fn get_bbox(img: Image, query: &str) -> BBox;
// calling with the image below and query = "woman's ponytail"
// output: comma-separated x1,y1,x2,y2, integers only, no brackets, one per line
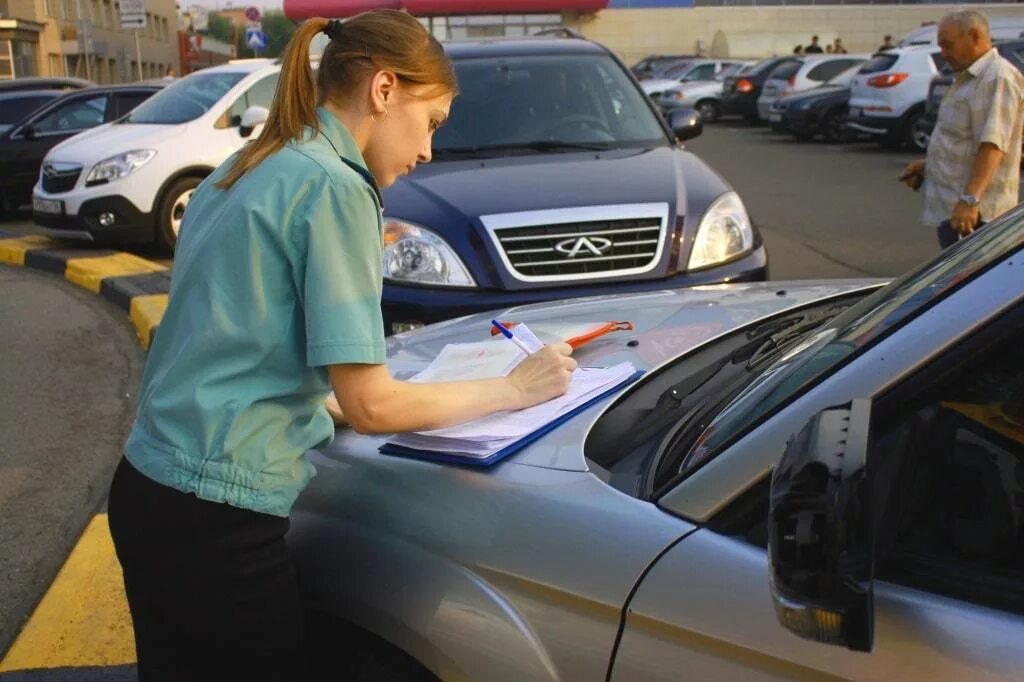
217,17,329,190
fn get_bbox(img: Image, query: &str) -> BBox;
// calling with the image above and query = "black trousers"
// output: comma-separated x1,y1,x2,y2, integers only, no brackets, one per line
937,218,987,249
108,457,303,681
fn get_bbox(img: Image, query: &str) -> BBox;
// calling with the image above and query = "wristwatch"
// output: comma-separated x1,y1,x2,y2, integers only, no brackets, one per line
959,193,981,207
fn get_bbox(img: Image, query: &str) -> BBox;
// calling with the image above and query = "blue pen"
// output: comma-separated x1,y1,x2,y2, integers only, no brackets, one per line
491,320,534,356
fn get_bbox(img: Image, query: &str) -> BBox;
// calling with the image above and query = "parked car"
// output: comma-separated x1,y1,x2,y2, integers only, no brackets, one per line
32,59,279,250
0,89,63,136
919,38,1024,152
630,53,698,80
898,18,1024,48
766,63,865,142
0,77,94,93
757,54,867,124
0,83,162,217
651,62,751,121
721,56,801,123
640,60,745,100
292,198,1024,682
846,45,945,152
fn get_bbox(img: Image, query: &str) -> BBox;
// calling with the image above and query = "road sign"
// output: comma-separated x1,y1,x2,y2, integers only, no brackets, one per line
119,0,146,30
245,28,267,51
245,6,261,22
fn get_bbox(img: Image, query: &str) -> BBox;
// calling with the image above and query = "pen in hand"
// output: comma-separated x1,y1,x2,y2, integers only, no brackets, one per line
492,320,534,355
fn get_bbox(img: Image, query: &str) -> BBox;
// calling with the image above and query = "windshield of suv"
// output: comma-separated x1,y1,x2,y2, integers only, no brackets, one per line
677,208,1024,475
126,71,247,124
432,54,667,157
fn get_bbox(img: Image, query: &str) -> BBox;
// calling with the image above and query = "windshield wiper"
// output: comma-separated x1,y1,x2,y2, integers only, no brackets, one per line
744,305,847,369
434,140,612,158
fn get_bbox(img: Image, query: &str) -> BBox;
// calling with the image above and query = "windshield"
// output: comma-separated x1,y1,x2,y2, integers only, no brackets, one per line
678,207,1024,474
126,71,247,124
433,54,667,156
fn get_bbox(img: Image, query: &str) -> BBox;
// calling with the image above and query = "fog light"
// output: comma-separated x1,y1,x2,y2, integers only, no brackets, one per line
98,212,116,227
391,321,424,334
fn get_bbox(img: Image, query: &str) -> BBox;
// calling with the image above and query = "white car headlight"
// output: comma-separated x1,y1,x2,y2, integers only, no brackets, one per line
85,149,156,185
688,192,754,271
383,219,476,287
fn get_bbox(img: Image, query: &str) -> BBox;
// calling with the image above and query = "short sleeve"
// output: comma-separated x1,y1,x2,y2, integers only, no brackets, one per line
296,176,386,367
977,68,1024,153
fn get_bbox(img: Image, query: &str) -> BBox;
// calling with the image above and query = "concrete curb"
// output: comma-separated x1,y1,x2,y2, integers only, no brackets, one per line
0,232,169,349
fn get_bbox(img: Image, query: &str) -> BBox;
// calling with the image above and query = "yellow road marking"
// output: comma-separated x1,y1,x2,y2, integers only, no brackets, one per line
65,253,167,293
0,514,135,672
129,294,168,349
0,236,55,266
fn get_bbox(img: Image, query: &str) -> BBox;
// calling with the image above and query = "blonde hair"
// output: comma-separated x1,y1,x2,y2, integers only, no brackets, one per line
218,10,456,189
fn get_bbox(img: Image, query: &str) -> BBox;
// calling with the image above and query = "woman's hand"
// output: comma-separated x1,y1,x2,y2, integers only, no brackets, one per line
507,343,577,409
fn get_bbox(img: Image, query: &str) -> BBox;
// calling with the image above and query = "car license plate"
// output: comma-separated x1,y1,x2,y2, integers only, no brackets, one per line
769,113,782,122
32,196,63,214
849,107,861,118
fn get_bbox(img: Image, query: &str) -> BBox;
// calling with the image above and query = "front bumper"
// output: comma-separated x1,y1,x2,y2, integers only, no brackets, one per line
33,193,156,244
382,245,769,333
721,92,758,119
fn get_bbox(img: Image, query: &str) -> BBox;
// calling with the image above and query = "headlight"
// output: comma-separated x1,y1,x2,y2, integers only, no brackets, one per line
382,219,476,287
688,192,754,270
85,149,156,185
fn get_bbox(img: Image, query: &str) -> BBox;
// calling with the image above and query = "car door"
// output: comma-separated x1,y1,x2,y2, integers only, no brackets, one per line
609,303,1024,681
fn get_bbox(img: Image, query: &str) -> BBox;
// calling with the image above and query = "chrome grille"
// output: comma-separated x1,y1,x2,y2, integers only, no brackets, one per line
41,163,82,194
483,204,668,283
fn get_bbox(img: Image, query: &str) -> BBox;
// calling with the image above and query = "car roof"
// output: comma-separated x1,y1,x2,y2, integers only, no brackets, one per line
0,88,64,100
443,37,608,59
0,76,95,92
194,58,279,75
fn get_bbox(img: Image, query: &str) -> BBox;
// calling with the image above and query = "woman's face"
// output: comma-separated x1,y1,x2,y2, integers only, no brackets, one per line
363,82,452,189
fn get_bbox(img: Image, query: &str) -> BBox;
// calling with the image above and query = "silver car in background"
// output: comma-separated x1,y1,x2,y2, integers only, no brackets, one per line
291,207,1024,681
652,62,752,121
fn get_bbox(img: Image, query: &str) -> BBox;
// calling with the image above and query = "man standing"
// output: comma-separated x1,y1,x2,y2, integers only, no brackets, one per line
900,11,1024,248
878,35,895,52
805,36,824,54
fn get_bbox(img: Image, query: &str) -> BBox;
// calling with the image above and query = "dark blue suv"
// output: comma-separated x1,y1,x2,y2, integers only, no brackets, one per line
381,36,768,333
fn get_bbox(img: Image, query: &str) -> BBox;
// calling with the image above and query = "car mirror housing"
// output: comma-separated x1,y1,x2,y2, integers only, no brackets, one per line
666,108,703,142
239,105,269,139
768,399,874,653
23,124,37,139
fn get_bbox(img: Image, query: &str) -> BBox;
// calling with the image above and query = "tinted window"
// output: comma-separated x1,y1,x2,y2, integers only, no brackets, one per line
0,94,54,125
433,54,666,153
875,315,1024,614
32,94,108,133
111,91,154,118
127,71,247,124
750,57,795,76
930,53,948,71
859,54,899,74
768,61,801,81
807,59,859,82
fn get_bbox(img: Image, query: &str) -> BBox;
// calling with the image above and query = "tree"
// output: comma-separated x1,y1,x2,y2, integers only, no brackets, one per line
204,12,235,46
261,11,297,59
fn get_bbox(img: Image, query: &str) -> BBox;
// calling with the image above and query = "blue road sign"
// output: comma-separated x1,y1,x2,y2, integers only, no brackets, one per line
245,28,267,51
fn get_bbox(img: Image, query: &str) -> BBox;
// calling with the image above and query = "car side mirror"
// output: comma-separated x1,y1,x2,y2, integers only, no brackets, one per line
667,107,703,142
23,124,37,140
239,105,269,139
768,399,874,653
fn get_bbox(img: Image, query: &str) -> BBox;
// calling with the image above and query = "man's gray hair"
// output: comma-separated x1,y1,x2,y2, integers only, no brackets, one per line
941,10,991,38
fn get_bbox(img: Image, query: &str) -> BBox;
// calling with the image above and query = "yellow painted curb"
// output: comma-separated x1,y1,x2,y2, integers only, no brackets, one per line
129,294,169,349
65,253,168,293
0,514,136,672
0,235,54,266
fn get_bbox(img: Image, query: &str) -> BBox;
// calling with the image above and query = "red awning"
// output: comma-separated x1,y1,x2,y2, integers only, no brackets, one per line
284,0,605,18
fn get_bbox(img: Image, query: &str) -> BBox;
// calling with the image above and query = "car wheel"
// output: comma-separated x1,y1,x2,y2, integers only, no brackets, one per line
906,111,930,153
156,176,201,253
696,100,720,123
822,109,848,143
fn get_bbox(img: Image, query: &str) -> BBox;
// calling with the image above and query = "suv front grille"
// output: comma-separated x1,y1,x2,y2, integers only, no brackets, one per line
41,163,83,194
483,204,669,283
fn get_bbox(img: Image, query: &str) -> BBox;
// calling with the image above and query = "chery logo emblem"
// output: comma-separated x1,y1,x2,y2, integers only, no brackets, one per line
554,236,612,258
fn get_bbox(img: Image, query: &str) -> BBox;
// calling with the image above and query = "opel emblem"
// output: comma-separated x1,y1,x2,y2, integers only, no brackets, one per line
554,236,612,258
43,164,58,178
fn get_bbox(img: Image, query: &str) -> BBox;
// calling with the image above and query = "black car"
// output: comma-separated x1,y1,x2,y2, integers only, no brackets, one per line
721,56,801,123
767,67,863,143
0,83,162,215
0,77,94,93
0,90,63,137
918,39,1024,150
631,54,698,80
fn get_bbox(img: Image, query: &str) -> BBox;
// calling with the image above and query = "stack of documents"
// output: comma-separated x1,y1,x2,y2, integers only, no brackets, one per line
380,324,639,465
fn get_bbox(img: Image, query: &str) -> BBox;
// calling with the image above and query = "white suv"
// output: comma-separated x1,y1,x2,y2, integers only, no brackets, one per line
846,46,945,153
32,59,278,251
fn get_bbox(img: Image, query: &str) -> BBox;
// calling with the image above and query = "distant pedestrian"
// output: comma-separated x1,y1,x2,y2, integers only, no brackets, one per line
793,44,804,55
879,34,896,52
833,38,848,54
826,44,835,54
162,66,176,80
899,10,1024,248
805,35,824,54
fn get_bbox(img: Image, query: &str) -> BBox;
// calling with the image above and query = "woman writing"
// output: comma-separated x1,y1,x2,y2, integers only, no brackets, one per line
107,11,575,680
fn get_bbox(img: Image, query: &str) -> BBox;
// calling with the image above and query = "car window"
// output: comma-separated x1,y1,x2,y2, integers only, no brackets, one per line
223,73,280,127
684,63,717,81
127,71,247,124
768,61,801,81
826,63,863,86
807,59,859,82
930,53,948,71
716,63,745,80
111,91,154,119
859,53,899,74
874,311,1024,615
32,94,108,133
749,58,788,76
433,54,667,154
0,94,54,126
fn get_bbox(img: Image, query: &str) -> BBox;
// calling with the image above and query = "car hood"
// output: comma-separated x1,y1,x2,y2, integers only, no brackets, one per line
315,280,882,473
641,78,679,93
44,122,187,164
777,85,850,105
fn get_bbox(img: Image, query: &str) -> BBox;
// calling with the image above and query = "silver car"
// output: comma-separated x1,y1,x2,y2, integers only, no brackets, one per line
291,208,1024,680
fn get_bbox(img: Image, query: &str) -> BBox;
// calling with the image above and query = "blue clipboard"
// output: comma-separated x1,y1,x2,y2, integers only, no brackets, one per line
379,369,644,468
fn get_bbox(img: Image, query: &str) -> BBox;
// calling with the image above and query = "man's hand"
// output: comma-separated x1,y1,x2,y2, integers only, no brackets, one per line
899,159,926,191
951,200,982,236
